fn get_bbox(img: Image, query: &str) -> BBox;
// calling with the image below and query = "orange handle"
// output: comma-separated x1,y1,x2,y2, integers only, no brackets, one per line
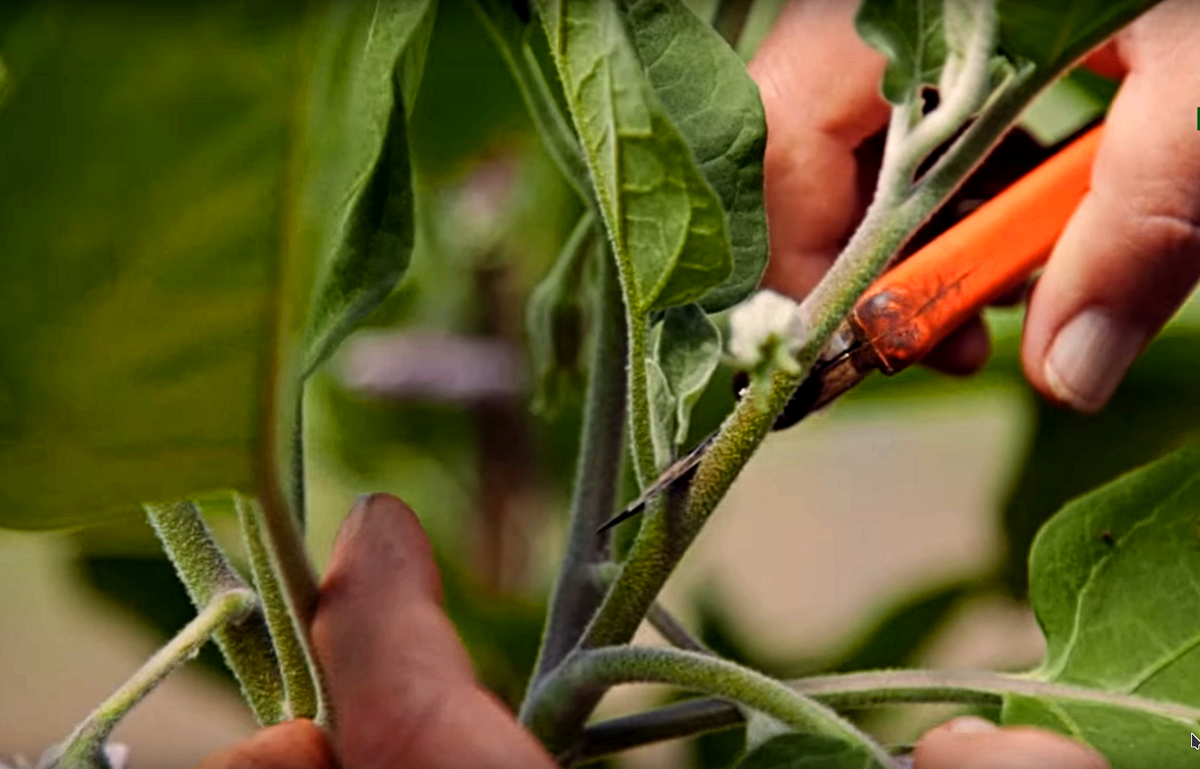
852,124,1104,374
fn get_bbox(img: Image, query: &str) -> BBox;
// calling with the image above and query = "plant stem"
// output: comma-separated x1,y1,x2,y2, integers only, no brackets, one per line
235,493,321,720
579,363,804,655
529,647,899,767
646,602,710,654
144,501,285,724
711,0,754,48
625,307,657,488
572,668,1200,762
527,245,628,690
50,589,256,769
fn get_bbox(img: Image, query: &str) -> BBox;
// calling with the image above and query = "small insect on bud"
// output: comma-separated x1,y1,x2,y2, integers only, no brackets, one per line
728,290,807,374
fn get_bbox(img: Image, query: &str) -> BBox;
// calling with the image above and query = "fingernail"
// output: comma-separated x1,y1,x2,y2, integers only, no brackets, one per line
1044,308,1143,413
947,716,999,734
333,494,375,552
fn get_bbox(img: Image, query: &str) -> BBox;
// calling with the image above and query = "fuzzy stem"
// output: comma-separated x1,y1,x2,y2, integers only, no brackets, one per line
50,590,256,769
624,308,658,488
646,602,710,654
235,493,321,720
256,458,330,725
527,245,628,691
571,667,1200,762
529,647,899,767
144,501,285,724
579,363,805,656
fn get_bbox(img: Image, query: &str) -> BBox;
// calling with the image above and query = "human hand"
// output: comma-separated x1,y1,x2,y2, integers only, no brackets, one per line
196,493,556,769
912,716,1108,769
750,0,1200,411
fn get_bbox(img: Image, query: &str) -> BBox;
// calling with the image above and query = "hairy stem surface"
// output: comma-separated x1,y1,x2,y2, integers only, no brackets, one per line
144,500,285,724
527,246,628,690
50,590,256,769
574,668,1200,761
235,493,320,719
530,647,899,767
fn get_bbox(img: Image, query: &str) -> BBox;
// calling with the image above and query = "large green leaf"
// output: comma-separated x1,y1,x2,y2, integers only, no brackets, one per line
1000,329,1200,597
996,0,1162,73
0,1,432,530
619,0,768,311
0,4,299,530
733,732,889,769
1003,442,1200,767
298,0,437,376
535,0,733,315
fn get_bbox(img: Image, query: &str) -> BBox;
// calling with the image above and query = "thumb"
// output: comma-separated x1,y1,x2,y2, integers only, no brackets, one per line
913,717,1109,769
312,493,555,769
1022,1,1200,412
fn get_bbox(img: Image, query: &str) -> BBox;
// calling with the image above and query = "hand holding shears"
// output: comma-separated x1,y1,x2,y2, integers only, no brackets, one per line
603,125,1104,532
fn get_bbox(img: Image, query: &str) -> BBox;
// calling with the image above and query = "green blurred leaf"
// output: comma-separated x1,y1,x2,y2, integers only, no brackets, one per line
1003,442,1200,768
0,3,303,529
856,0,1158,111
1000,329,1200,596
995,0,1161,73
733,733,889,769
655,304,722,447
299,0,437,375
0,1,435,530
619,0,768,311
526,212,595,416
535,0,733,315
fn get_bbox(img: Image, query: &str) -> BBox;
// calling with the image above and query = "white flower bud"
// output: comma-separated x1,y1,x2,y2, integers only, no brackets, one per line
728,290,807,371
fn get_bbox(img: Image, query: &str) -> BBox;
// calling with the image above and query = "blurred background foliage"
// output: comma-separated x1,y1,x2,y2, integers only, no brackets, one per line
2,2,1200,768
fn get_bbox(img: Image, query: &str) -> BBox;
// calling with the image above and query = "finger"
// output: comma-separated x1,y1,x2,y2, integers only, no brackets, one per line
1021,0,1200,412
921,314,991,376
312,493,555,769
749,0,891,300
194,720,334,769
913,717,1109,769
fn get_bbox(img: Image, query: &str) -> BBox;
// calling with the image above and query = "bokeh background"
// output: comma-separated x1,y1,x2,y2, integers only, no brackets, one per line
2,2,1198,767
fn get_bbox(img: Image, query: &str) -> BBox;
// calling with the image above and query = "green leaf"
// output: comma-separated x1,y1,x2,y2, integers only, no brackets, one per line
655,304,722,447
855,0,950,104
618,0,768,311
535,0,733,315
0,4,304,530
1004,442,1200,767
857,0,1159,110
734,732,889,769
298,0,437,376
470,0,592,200
646,357,678,469
1000,329,1200,597
0,1,440,530
526,212,595,416
995,0,1162,74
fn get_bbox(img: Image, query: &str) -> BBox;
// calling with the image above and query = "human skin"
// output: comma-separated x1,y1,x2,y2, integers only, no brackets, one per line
198,495,1105,769
750,0,1200,413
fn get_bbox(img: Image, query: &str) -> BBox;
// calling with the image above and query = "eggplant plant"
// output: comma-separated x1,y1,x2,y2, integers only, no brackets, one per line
1,1,1195,767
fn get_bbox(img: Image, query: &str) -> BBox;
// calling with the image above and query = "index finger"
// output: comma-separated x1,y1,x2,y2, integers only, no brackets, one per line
312,494,556,769
749,0,891,299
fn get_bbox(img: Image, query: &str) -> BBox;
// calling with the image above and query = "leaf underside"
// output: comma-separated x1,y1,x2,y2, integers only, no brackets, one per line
536,0,733,316
1008,443,1200,767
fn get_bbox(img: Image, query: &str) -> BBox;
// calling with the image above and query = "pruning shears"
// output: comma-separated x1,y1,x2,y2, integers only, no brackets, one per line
600,123,1105,533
